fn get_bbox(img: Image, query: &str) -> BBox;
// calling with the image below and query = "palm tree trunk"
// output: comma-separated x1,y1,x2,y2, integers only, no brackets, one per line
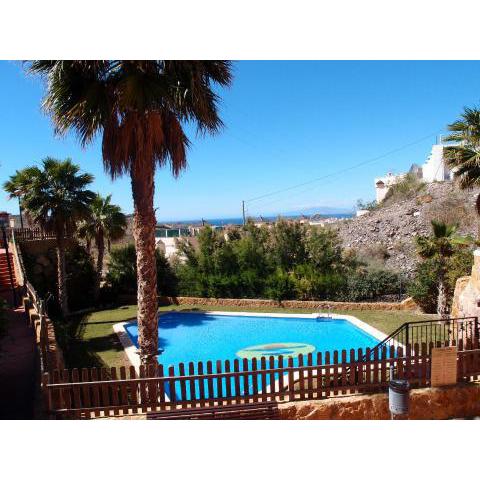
94,232,104,302
437,273,449,320
56,229,69,317
131,164,158,365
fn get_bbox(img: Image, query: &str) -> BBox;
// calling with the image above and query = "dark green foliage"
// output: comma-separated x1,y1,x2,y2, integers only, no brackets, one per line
343,269,405,302
176,222,399,302
66,246,96,311
408,249,473,313
22,243,96,313
106,244,177,296
407,259,439,313
356,199,377,211
265,269,296,302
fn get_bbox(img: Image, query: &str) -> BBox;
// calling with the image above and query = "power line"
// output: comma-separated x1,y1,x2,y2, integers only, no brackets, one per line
245,129,442,205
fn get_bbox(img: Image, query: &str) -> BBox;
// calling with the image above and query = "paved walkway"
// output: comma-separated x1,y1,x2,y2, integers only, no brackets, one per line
0,297,36,419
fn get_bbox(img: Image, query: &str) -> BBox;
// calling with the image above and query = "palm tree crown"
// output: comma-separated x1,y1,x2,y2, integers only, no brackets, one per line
78,193,127,300
3,158,95,315
444,107,480,214
78,193,127,250
28,61,232,177
416,220,458,259
4,157,94,235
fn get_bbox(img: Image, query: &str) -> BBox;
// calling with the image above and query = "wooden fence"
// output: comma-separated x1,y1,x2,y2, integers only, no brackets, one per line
10,228,64,374
42,340,480,419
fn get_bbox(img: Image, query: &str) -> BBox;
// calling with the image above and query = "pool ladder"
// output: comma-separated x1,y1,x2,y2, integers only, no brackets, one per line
318,305,333,319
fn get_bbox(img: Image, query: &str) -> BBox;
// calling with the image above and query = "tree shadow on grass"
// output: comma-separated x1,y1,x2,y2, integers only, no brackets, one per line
56,312,128,370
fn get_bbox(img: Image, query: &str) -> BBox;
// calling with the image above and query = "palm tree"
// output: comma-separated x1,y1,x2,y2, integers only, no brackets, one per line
416,220,466,319
28,61,233,364
78,193,127,301
444,106,480,219
4,158,94,316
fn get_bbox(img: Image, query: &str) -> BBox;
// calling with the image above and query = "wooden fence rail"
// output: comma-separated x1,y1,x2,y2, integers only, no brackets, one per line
42,342,480,419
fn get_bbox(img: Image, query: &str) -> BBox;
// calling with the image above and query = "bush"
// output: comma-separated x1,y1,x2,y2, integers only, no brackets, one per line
22,242,96,313
383,173,426,205
343,269,405,302
66,245,96,311
407,249,473,313
356,199,377,211
106,244,177,296
407,259,438,313
265,269,296,302
175,223,410,303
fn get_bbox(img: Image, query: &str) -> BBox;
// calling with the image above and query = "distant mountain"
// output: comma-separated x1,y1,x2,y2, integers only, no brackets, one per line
275,206,354,217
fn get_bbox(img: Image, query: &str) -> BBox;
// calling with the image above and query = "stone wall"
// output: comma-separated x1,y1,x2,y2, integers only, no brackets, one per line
451,249,480,318
278,382,480,419
23,296,64,372
158,295,417,311
20,239,76,295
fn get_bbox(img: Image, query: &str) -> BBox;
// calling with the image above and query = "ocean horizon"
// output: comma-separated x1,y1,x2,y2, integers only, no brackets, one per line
158,212,353,226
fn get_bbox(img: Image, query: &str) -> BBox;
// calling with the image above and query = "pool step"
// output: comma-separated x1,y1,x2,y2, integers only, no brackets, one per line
146,402,280,420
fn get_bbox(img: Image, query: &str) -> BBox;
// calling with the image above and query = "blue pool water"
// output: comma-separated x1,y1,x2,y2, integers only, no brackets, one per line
123,312,380,400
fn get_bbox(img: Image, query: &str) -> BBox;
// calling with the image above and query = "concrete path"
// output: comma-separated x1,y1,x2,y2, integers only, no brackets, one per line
0,299,36,419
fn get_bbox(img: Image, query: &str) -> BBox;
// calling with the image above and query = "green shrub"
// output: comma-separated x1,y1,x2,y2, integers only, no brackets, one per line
356,199,377,211
22,242,96,313
343,269,405,302
106,244,177,296
66,245,96,311
265,269,296,302
382,173,426,205
408,249,473,313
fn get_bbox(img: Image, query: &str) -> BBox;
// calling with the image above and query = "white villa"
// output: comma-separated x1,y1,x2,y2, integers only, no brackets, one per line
374,138,453,203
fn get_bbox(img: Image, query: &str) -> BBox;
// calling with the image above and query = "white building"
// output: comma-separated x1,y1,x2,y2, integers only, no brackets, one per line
374,172,405,203
373,139,453,204
422,143,453,183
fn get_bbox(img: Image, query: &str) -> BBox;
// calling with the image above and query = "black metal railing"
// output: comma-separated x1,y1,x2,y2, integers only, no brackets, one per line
367,316,480,359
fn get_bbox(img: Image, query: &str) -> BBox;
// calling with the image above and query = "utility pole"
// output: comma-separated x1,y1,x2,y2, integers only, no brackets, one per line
242,200,246,225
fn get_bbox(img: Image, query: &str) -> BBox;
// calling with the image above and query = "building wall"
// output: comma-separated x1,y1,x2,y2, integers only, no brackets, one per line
422,144,452,183
156,237,178,259
374,173,404,203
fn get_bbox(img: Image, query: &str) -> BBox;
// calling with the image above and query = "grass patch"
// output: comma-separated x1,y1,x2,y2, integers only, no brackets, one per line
59,303,433,369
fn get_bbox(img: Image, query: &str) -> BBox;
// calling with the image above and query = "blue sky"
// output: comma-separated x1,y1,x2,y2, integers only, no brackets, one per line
1,60,480,221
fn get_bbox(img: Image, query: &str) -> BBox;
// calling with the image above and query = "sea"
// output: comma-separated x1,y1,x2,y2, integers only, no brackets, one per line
160,213,353,227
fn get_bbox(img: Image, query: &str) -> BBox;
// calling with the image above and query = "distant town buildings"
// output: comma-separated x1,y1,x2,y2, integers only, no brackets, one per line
374,138,453,203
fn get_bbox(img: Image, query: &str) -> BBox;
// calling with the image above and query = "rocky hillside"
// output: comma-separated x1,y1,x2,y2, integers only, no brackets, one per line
334,182,479,276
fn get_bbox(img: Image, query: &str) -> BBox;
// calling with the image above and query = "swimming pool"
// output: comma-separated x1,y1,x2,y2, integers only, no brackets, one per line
117,311,385,400
121,311,383,366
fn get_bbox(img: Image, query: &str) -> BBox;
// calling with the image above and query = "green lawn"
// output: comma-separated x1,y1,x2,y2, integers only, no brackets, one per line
59,304,434,370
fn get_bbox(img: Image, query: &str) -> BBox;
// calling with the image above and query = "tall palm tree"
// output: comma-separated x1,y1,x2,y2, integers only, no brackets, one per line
78,193,127,301
28,61,233,364
416,220,465,319
4,158,94,316
444,106,480,219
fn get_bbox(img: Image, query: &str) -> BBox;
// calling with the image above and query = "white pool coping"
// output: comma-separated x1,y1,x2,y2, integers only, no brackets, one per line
113,310,391,373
